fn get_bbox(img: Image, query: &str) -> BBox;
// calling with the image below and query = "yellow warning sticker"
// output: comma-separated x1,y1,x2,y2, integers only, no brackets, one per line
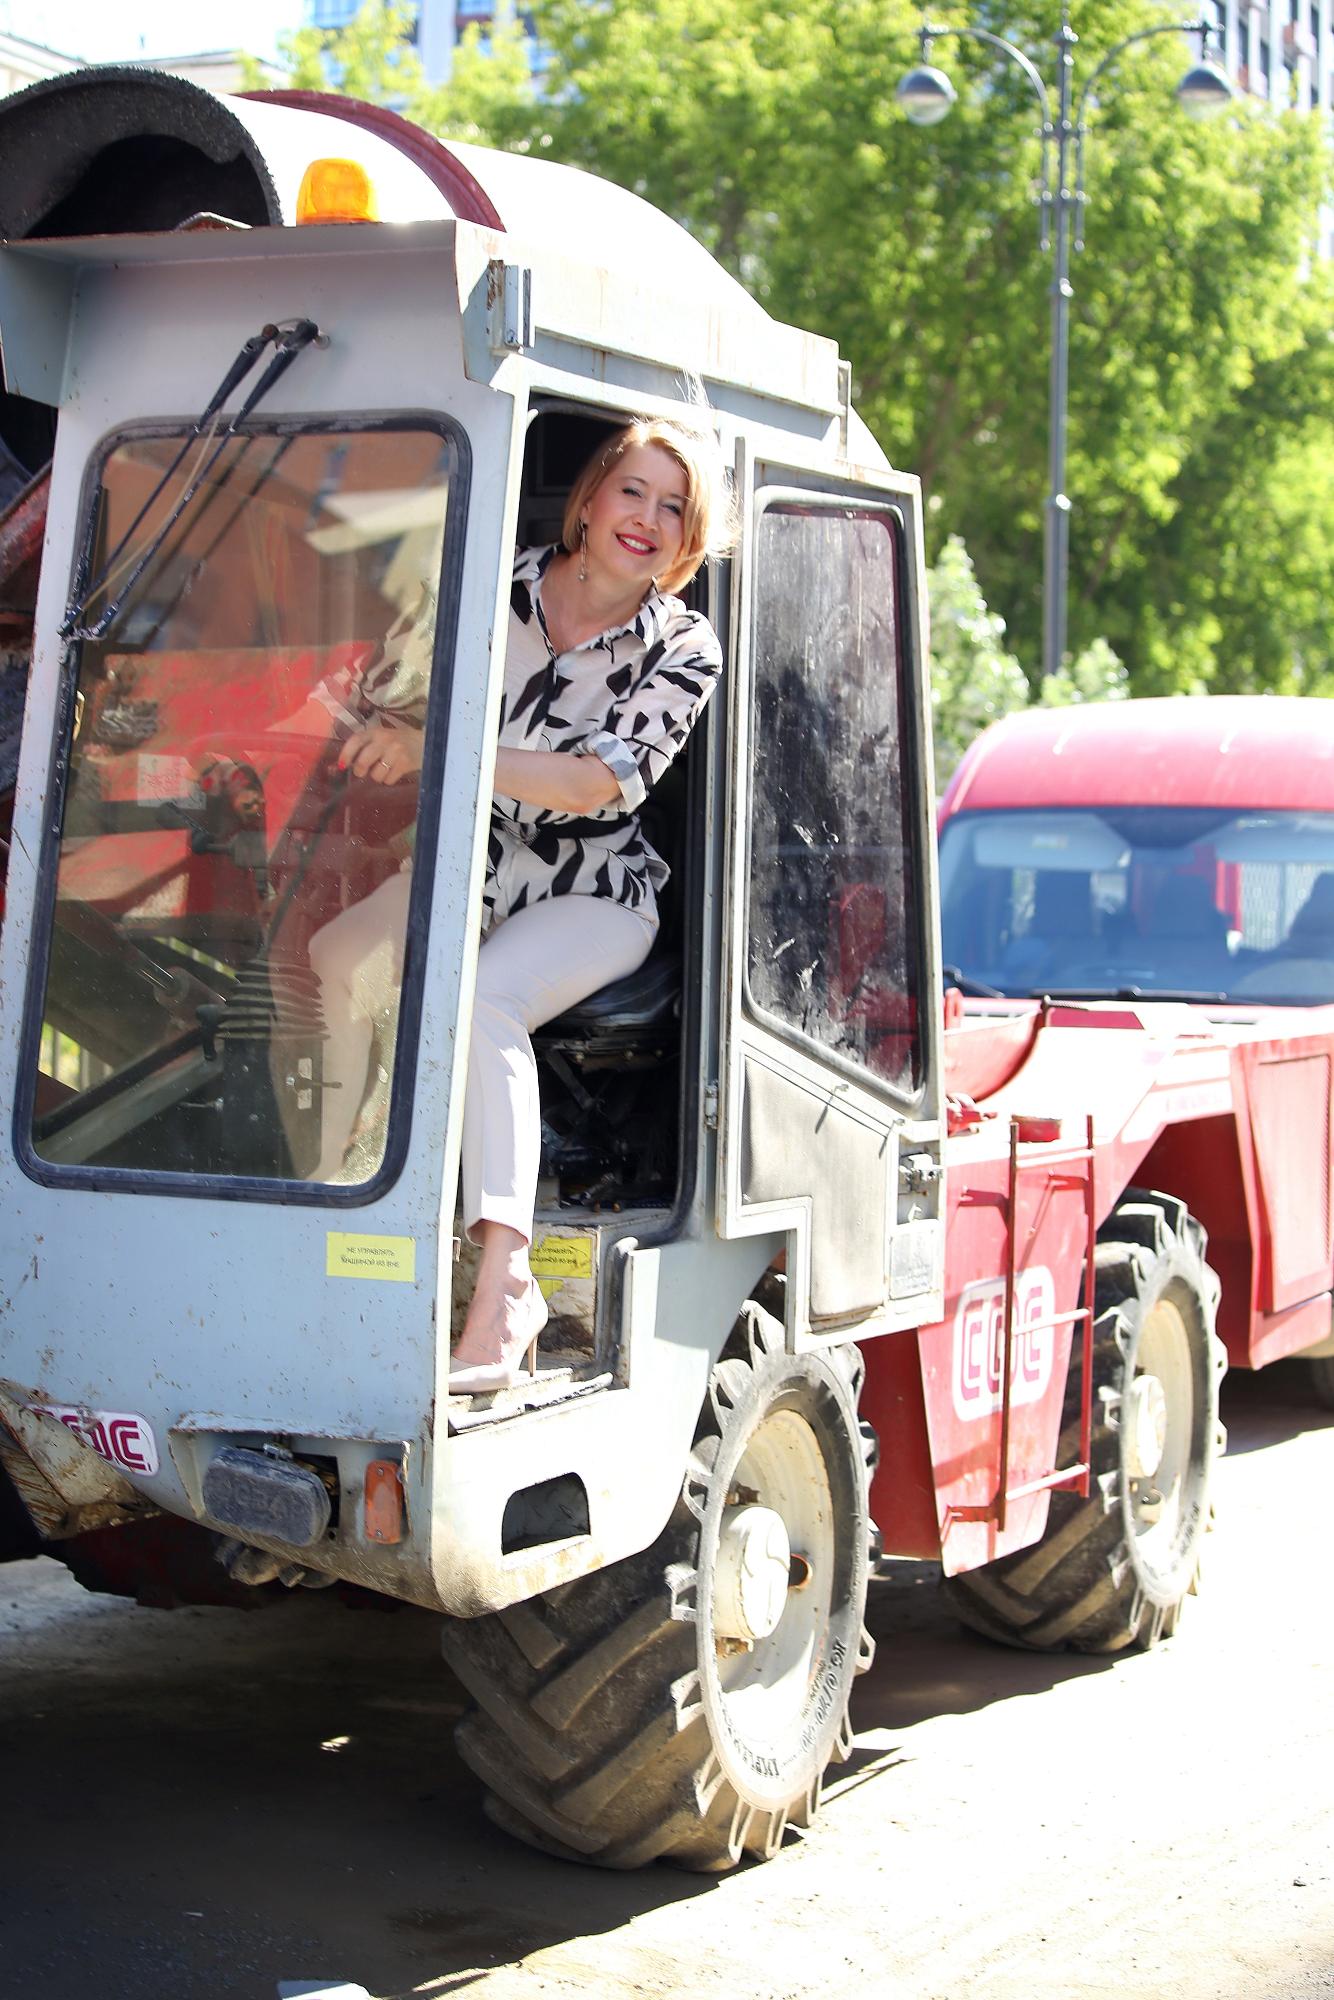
326,1232,417,1283
530,1233,594,1281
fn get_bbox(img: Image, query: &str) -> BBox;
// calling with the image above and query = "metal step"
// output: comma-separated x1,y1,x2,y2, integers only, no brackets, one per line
445,1355,615,1432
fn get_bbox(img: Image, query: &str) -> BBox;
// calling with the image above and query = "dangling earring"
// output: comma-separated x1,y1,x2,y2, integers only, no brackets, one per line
578,520,588,584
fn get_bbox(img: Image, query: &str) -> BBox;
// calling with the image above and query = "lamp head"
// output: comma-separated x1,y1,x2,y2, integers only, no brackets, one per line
1176,57,1234,116
896,63,958,126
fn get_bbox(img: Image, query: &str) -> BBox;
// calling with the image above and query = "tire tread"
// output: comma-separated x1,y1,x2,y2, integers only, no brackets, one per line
947,1188,1224,1656
442,1307,873,1869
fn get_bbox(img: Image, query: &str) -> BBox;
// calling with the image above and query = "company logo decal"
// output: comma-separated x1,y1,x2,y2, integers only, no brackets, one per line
35,1405,160,1477
952,1267,1056,1423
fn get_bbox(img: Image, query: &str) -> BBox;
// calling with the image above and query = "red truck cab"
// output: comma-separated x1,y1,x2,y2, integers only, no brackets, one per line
935,695,1334,1404
938,695,1334,1008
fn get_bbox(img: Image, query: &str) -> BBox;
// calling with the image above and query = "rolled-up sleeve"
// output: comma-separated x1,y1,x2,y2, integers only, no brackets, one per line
585,730,647,810
590,612,724,805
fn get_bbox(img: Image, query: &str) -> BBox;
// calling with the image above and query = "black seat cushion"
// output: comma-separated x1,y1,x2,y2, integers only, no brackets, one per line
541,950,681,1037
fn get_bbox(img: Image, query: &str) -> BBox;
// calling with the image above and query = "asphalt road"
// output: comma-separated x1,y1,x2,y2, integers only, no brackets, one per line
1,1364,1332,2000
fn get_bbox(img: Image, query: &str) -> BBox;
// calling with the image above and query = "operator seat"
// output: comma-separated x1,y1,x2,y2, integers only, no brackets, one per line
1283,871,1334,953
1139,876,1230,985
1234,870,1334,999
998,870,1095,986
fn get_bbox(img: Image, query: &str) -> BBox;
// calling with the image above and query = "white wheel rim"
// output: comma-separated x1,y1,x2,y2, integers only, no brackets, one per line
1129,1292,1195,1576
710,1407,837,1752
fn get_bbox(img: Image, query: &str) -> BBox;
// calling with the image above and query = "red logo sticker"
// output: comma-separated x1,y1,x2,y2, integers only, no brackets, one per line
952,1269,1056,1423
37,1405,160,1477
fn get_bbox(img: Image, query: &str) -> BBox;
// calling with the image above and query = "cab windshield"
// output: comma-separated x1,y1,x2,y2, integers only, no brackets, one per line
25,424,457,1188
939,806,1334,1005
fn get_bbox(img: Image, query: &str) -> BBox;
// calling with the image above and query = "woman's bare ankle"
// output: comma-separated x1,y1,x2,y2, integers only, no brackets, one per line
456,1221,540,1359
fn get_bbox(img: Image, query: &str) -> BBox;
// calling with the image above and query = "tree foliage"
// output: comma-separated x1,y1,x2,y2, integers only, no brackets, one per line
242,0,533,143
254,0,1334,707
242,0,425,98
526,0,1331,694
927,537,1030,787
928,537,1127,786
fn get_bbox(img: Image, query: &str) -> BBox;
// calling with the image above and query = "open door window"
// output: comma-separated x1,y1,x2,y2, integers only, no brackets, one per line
718,460,944,1337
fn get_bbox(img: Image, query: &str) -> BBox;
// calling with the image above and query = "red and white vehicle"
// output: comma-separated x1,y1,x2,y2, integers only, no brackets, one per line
936,695,1334,1421
0,71,1319,1866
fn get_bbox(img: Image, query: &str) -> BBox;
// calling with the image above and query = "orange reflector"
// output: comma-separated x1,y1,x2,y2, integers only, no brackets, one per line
364,1459,405,1543
297,157,380,225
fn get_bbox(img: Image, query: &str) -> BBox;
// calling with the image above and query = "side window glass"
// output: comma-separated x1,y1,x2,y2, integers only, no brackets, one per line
746,501,922,1092
27,426,456,1189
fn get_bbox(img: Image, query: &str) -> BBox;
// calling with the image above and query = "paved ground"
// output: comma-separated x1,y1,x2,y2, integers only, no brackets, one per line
1,1363,1332,2000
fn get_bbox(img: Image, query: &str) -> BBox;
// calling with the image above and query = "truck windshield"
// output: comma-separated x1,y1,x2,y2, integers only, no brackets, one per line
939,806,1334,1005
25,424,457,1189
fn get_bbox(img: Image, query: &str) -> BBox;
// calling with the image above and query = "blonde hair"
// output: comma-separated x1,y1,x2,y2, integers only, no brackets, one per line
561,415,736,595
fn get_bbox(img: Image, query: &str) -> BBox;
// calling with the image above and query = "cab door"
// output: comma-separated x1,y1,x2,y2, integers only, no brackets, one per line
716,448,945,1340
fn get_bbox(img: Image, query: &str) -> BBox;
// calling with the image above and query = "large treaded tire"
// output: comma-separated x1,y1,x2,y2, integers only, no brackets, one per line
946,1190,1226,1654
441,1303,874,1870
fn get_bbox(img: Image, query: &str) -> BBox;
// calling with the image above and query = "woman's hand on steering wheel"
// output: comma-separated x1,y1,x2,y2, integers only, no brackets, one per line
338,723,424,787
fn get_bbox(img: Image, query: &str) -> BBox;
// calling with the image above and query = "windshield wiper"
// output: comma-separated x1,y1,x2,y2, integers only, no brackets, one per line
1030,985,1228,1003
941,964,1006,999
61,318,323,644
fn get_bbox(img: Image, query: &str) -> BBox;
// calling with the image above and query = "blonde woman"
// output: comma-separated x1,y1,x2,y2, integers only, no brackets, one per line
312,417,733,1393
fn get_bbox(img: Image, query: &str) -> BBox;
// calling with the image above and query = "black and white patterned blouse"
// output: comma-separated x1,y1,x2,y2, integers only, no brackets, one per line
485,545,723,932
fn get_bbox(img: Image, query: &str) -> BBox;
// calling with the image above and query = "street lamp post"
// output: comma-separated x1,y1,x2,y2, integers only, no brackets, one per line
897,10,1233,682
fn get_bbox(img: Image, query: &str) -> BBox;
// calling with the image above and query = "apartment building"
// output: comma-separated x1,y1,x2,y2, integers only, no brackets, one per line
1204,0,1334,250
1212,0,1332,111
306,0,536,84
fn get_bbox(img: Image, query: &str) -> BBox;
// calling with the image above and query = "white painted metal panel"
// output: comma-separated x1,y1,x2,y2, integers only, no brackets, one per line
716,449,946,1344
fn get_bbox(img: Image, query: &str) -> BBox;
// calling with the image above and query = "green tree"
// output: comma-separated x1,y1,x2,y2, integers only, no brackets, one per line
244,0,534,145
928,536,1126,788
254,0,1334,700
927,536,1029,787
1126,337,1334,695
416,4,535,147
526,0,1330,693
242,0,427,100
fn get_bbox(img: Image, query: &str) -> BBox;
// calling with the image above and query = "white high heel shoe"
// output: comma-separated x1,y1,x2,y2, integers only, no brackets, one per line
448,1283,549,1395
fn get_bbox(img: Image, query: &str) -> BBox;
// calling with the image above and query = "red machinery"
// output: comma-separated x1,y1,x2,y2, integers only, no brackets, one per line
933,695,1334,1395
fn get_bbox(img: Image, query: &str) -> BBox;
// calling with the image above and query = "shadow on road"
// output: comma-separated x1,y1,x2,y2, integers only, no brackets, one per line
4,1543,1109,2000
1219,1359,1334,1456
851,1558,1117,1754
0,1572,729,2000
4,1359,1328,1999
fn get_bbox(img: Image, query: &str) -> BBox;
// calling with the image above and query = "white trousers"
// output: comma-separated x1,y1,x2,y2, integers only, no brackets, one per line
307,878,655,1239
463,895,656,1240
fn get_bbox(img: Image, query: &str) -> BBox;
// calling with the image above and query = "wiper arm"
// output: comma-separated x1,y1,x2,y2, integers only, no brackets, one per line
941,964,1006,999
134,434,296,653
62,318,324,644
60,323,276,637
1030,986,1228,1003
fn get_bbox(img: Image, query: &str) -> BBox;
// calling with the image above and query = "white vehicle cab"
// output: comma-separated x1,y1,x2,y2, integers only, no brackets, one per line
0,69,944,1868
